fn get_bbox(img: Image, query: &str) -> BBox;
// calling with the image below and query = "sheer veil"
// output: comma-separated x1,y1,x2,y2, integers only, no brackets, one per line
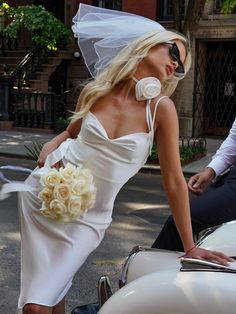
72,4,165,77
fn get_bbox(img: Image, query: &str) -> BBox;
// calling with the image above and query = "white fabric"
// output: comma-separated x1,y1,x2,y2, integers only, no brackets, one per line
132,77,161,101
72,4,165,77
208,118,236,177
0,97,167,310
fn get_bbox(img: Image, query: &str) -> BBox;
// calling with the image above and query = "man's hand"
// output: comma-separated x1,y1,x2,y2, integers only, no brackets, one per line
188,168,215,195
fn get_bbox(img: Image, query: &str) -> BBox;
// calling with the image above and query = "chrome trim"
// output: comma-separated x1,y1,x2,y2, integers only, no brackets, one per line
195,225,221,247
180,257,236,273
119,245,143,288
119,246,180,288
98,275,113,308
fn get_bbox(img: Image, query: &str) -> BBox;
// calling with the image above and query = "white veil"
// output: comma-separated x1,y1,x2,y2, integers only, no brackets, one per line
72,4,165,77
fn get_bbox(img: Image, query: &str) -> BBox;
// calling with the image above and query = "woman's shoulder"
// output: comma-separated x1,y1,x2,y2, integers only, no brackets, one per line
152,94,174,109
153,95,177,123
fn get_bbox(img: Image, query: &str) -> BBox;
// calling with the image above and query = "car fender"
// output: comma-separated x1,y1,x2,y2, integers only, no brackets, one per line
99,269,236,314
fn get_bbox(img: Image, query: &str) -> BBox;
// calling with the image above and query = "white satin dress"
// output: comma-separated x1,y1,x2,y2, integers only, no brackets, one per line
14,96,167,311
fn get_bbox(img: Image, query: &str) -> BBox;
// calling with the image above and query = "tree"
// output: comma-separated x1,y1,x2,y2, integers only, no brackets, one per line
1,3,71,50
173,0,236,37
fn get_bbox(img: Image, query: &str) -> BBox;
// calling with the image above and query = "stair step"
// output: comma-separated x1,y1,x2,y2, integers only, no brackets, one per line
0,64,17,73
1,50,29,58
0,57,22,64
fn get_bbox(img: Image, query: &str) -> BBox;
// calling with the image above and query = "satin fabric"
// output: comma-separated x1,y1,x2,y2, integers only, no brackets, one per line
13,96,167,311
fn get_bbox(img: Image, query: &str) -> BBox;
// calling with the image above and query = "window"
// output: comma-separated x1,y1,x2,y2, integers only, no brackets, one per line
93,0,122,10
214,0,223,13
157,0,186,21
213,0,236,14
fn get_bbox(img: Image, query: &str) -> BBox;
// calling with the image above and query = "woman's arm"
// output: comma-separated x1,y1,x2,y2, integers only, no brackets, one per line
155,97,194,252
155,97,232,264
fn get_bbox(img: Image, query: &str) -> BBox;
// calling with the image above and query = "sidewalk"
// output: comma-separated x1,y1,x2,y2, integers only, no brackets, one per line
0,130,224,175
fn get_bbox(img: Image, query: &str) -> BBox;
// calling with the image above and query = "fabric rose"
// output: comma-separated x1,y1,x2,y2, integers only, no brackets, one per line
134,77,161,101
40,169,62,187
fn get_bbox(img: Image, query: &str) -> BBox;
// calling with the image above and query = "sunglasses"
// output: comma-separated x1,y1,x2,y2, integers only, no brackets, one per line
164,41,185,77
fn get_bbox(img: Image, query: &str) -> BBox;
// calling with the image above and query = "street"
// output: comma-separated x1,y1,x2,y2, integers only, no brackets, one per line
0,156,171,314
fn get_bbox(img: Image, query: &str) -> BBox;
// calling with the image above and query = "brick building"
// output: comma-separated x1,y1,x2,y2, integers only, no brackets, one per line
68,0,236,137
0,1,235,136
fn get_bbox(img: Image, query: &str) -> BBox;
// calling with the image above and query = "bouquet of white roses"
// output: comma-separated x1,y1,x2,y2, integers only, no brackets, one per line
38,162,96,223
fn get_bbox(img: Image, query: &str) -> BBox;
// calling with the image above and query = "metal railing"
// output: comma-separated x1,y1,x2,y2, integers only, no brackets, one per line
0,43,54,124
9,44,50,89
9,90,68,129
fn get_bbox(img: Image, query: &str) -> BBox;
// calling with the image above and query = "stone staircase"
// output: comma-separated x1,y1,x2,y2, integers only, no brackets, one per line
0,49,73,92
0,50,29,76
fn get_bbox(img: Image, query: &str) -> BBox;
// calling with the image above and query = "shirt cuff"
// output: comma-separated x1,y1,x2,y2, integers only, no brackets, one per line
207,159,227,178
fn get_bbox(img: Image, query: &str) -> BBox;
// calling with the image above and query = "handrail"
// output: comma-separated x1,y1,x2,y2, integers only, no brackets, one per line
8,44,51,88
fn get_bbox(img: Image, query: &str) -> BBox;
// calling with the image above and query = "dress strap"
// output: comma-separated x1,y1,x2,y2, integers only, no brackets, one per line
152,96,169,127
146,96,169,155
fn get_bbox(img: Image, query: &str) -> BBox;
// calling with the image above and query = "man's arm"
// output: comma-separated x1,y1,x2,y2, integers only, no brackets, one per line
188,118,236,194
208,118,236,177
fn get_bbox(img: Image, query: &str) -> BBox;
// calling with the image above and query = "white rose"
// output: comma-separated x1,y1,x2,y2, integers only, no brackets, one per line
49,199,67,216
40,203,58,220
40,169,62,188
135,77,161,101
73,164,83,178
80,168,94,184
81,187,97,212
59,162,76,183
38,187,53,204
53,183,71,202
71,178,90,195
68,195,83,219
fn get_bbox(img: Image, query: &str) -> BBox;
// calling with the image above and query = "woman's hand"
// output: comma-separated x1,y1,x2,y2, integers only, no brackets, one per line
37,141,58,168
184,246,234,266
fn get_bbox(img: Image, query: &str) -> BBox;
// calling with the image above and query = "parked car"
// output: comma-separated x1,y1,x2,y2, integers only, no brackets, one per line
72,220,236,314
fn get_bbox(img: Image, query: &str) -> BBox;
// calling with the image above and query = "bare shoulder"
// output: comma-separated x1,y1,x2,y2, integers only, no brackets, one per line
155,96,177,124
158,96,175,109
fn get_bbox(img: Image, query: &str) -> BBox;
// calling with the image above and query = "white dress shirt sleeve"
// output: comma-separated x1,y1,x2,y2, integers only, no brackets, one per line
207,118,236,177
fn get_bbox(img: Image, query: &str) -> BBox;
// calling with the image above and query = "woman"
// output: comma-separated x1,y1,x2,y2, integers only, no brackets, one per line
1,4,231,314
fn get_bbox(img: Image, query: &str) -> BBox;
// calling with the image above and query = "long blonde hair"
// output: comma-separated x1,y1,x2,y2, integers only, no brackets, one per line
71,30,191,122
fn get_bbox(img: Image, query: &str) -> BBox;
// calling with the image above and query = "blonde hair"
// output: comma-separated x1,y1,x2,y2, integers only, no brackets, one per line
71,30,191,122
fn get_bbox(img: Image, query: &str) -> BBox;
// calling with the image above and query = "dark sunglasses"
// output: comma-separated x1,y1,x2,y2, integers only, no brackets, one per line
165,41,185,77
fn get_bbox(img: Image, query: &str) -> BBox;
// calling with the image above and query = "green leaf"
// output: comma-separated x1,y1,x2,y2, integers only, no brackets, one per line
24,142,44,161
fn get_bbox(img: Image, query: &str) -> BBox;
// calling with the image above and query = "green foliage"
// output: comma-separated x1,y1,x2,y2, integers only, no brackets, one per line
221,0,236,14
3,4,71,50
55,117,69,133
150,139,207,164
24,142,44,161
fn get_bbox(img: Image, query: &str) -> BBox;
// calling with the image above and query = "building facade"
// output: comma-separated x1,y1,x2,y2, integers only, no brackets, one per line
70,0,236,137
1,1,235,136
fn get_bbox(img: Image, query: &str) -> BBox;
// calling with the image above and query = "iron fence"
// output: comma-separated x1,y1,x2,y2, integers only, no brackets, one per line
193,40,236,137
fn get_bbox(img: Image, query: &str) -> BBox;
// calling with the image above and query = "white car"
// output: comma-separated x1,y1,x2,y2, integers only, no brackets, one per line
72,221,236,314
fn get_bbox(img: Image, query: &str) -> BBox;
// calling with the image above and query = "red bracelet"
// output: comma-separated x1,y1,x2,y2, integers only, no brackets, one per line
185,245,196,255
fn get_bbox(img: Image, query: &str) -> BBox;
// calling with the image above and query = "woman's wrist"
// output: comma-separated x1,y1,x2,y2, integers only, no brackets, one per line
185,245,196,255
